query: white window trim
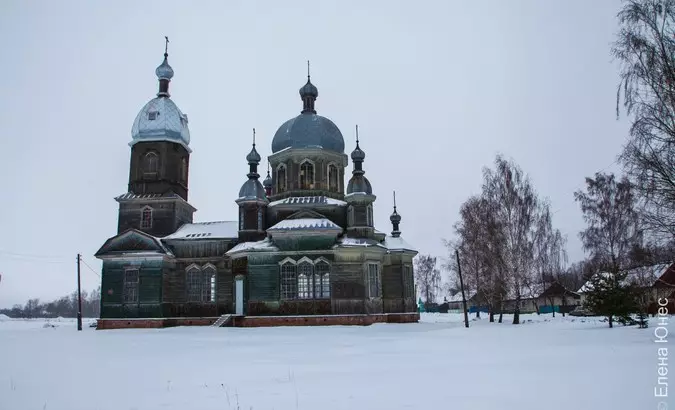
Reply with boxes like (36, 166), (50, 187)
(140, 206), (153, 229)
(297, 256), (314, 265)
(278, 257), (297, 266)
(313, 256), (331, 265)
(299, 159), (316, 189)
(123, 268), (140, 304)
(366, 262), (382, 298)
(143, 151), (159, 175)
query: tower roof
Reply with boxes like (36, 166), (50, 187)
(271, 63), (345, 154)
(130, 37), (190, 151)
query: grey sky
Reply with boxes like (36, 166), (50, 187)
(0, 0), (627, 307)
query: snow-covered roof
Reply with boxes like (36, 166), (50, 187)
(578, 263), (673, 293)
(163, 221), (238, 240)
(446, 291), (477, 303)
(381, 236), (416, 252)
(268, 218), (342, 232)
(269, 196), (347, 207)
(334, 237), (380, 248)
(226, 238), (279, 255)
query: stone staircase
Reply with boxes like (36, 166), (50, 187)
(212, 314), (233, 327)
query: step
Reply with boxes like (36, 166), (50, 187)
(212, 314), (233, 327)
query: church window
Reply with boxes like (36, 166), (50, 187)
(367, 263), (381, 298)
(147, 111), (159, 120)
(328, 164), (339, 192)
(143, 152), (159, 175)
(280, 261), (297, 300)
(141, 206), (153, 229)
(257, 208), (263, 230)
(300, 160), (314, 190)
(186, 265), (202, 302)
(348, 206), (354, 226)
(239, 208), (244, 230)
(403, 265), (413, 298)
(276, 164), (287, 193)
(202, 264), (217, 303)
(315, 260), (330, 298)
(297, 261), (313, 298)
(180, 157), (188, 183)
(367, 205), (373, 226)
(123, 269), (139, 303)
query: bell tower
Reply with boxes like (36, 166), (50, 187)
(117, 37), (196, 237)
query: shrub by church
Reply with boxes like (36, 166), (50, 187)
(95, 45), (418, 324)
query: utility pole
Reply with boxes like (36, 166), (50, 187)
(455, 249), (469, 328)
(76, 253), (82, 331)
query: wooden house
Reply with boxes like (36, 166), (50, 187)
(94, 47), (418, 327)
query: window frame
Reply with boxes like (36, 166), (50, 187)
(142, 151), (159, 176)
(314, 258), (331, 299)
(299, 159), (315, 190)
(366, 262), (381, 298)
(279, 258), (298, 300)
(202, 264), (217, 303)
(140, 206), (153, 229)
(123, 268), (140, 304)
(327, 163), (339, 192)
(276, 164), (287, 193)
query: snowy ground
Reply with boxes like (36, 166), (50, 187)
(0, 313), (668, 410)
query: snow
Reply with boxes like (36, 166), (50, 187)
(0, 313), (664, 410)
(381, 235), (416, 252)
(268, 196), (347, 207)
(0, 314), (9, 321)
(162, 221), (238, 240)
(226, 238), (279, 255)
(268, 217), (341, 231)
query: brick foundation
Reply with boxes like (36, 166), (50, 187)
(96, 313), (419, 330)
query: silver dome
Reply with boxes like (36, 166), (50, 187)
(130, 97), (190, 151)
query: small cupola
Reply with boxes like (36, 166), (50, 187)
(390, 191), (402, 237)
(156, 36), (174, 97)
(299, 61), (318, 114)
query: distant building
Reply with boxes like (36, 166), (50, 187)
(94, 44), (418, 327)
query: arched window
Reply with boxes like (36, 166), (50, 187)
(180, 157), (188, 183)
(297, 261), (313, 298)
(280, 260), (297, 300)
(239, 208), (244, 230)
(328, 164), (339, 192)
(257, 208), (263, 230)
(141, 206), (153, 229)
(348, 206), (355, 226)
(143, 152), (159, 175)
(186, 265), (202, 302)
(276, 164), (287, 193)
(315, 260), (330, 298)
(202, 265), (217, 303)
(300, 160), (314, 190)
(367, 205), (373, 227)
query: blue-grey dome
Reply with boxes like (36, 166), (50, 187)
(246, 145), (261, 164)
(130, 96), (190, 151)
(238, 179), (267, 201)
(272, 113), (345, 153)
(263, 171), (273, 188)
(347, 175), (373, 195)
(299, 79), (318, 97)
(390, 208), (401, 223)
(351, 143), (365, 162)
(155, 55), (174, 80)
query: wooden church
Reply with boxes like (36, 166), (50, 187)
(95, 42), (419, 328)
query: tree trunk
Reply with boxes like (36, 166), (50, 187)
(608, 315), (614, 329)
(550, 298), (555, 318)
(513, 299), (521, 325)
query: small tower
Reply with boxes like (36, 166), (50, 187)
(118, 37), (196, 237)
(300, 61), (318, 114)
(236, 129), (269, 242)
(263, 162), (273, 197)
(345, 125), (376, 238)
(390, 191), (402, 237)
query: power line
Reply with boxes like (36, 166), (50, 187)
(80, 258), (101, 278)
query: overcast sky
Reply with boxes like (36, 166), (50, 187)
(0, 0), (627, 307)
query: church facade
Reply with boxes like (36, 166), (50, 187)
(95, 45), (418, 326)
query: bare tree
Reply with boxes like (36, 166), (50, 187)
(414, 255), (441, 305)
(483, 155), (541, 325)
(614, 0), (675, 239)
(574, 172), (642, 327)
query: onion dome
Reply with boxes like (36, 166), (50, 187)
(346, 125), (373, 195)
(237, 129), (267, 202)
(390, 191), (402, 237)
(130, 37), (190, 151)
